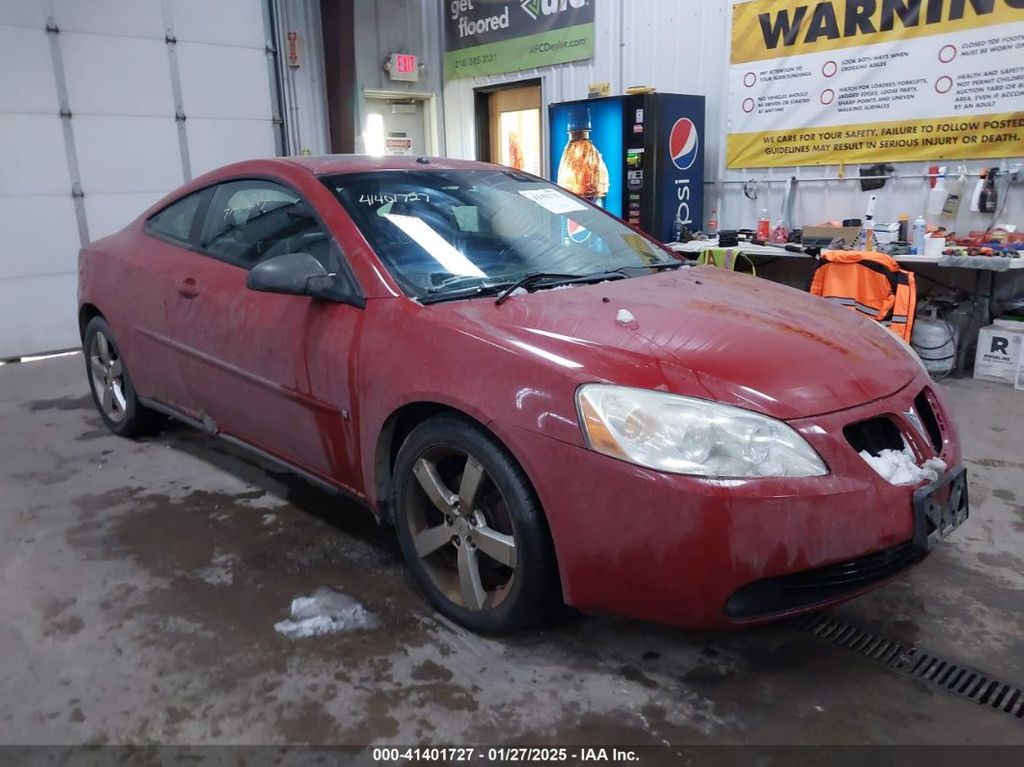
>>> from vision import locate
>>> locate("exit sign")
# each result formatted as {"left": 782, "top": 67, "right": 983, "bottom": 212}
{"left": 388, "top": 53, "right": 419, "bottom": 82}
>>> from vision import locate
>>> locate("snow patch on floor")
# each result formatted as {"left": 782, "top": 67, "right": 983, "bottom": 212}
{"left": 859, "top": 442, "right": 946, "bottom": 485}
{"left": 236, "top": 492, "right": 289, "bottom": 510}
{"left": 197, "top": 550, "right": 235, "bottom": 586}
{"left": 274, "top": 588, "right": 378, "bottom": 638}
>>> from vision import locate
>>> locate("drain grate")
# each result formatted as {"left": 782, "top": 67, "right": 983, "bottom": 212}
{"left": 802, "top": 613, "right": 1024, "bottom": 720}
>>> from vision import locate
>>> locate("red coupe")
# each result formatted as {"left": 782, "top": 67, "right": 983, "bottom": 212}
{"left": 78, "top": 156, "right": 967, "bottom": 634}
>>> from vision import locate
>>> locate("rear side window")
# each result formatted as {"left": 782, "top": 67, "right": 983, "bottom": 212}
{"left": 146, "top": 191, "right": 202, "bottom": 243}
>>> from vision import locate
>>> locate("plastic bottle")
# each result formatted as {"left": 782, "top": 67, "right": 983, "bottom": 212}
{"left": 756, "top": 209, "right": 770, "bottom": 240}
{"left": 897, "top": 213, "right": 909, "bottom": 242}
{"left": 863, "top": 194, "right": 877, "bottom": 251}
{"left": 556, "top": 107, "right": 610, "bottom": 207}
{"left": 708, "top": 209, "right": 718, "bottom": 236}
{"left": 978, "top": 168, "right": 998, "bottom": 214}
{"left": 926, "top": 167, "right": 947, "bottom": 217}
{"left": 912, "top": 215, "right": 927, "bottom": 255}
{"left": 969, "top": 170, "right": 985, "bottom": 212}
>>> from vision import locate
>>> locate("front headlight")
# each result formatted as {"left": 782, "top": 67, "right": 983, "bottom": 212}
{"left": 576, "top": 384, "right": 827, "bottom": 478}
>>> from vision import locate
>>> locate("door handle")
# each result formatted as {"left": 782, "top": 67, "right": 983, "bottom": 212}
{"left": 176, "top": 277, "right": 200, "bottom": 298}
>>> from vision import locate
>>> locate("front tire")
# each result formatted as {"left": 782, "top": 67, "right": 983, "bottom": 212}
{"left": 392, "top": 414, "right": 559, "bottom": 635}
{"left": 82, "top": 316, "right": 163, "bottom": 437}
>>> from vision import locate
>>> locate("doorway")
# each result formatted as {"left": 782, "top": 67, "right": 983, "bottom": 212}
{"left": 475, "top": 81, "right": 543, "bottom": 176}
{"left": 362, "top": 91, "right": 439, "bottom": 157}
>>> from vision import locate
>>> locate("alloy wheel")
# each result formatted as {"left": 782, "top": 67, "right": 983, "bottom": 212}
{"left": 405, "top": 446, "right": 517, "bottom": 611}
{"left": 89, "top": 331, "right": 127, "bottom": 423}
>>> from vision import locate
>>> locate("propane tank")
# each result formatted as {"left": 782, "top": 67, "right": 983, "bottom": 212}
{"left": 911, "top": 302, "right": 958, "bottom": 377}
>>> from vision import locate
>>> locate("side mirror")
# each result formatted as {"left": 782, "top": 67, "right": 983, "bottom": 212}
{"left": 247, "top": 253, "right": 331, "bottom": 297}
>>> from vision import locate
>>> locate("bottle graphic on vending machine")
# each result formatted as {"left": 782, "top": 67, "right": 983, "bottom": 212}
{"left": 556, "top": 107, "right": 610, "bottom": 207}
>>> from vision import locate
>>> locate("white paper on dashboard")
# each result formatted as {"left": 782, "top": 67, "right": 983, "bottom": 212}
{"left": 519, "top": 188, "right": 587, "bottom": 214}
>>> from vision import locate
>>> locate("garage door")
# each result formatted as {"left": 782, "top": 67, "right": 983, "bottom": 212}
{"left": 0, "top": 0, "right": 281, "bottom": 360}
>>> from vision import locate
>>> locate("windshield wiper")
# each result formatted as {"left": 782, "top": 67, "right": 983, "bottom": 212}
{"left": 613, "top": 260, "right": 689, "bottom": 273}
{"left": 494, "top": 272, "right": 591, "bottom": 306}
{"left": 420, "top": 283, "right": 511, "bottom": 305}
{"left": 420, "top": 270, "right": 631, "bottom": 307}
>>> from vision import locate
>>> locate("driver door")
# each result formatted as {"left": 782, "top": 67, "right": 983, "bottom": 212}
{"left": 164, "top": 178, "right": 364, "bottom": 490}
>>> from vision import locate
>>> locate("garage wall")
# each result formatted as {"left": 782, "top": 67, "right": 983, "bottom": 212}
{"left": 272, "top": 0, "right": 331, "bottom": 156}
{"left": 351, "top": 0, "right": 445, "bottom": 154}
{"left": 443, "top": 0, "right": 1024, "bottom": 237}
{"left": 443, "top": 1, "right": 724, "bottom": 171}
{"left": 0, "top": 0, "right": 283, "bottom": 360}
{"left": 1, "top": 0, "right": 84, "bottom": 361}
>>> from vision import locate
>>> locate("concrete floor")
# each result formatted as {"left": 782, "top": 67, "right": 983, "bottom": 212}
{"left": 1, "top": 354, "right": 1022, "bottom": 746}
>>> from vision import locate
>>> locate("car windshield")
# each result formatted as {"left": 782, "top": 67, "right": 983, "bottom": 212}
{"left": 321, "top": 169, "right": 678, "bottom": 300}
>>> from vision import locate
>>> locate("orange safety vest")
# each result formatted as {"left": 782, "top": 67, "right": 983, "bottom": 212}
{"left": 808, "top": 250, "right": 917, "bottom": 342}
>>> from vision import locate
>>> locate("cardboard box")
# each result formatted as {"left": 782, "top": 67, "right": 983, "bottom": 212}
{"left": 802, "top": 225, "right": 861, "bottom": 249}
{"left": 974, "top": 322, "right": 1024, "bottom": 384}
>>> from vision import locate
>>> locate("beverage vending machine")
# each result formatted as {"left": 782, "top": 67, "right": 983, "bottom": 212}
{"left": 549, "top": 93, "right": 705, "bottom": 243}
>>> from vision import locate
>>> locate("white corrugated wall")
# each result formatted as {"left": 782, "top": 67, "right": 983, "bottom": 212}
{"left": 0, "top": 0, "right": 293, "bottom": 359}
{"left": 443, "top": 0, "right": 1023, "bottom": 236}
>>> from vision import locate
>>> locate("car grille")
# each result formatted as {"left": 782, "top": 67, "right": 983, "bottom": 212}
{"left": 913, "top": 388, "right": 944, "bottom": 454}
{"left": 723, "top": 541, "right": 926, "bottom": 620}
{"left": 843, "top": 387, "right": 946, "bottom": 459}
{"left": 843, "top": 416, "right": 903, "bottom": 455}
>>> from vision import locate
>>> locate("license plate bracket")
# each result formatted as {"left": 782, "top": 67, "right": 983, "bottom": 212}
{"left": 913, "top": 466, "right": 969, "bottom": 551}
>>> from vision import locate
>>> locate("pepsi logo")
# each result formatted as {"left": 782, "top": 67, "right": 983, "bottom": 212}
{"left": 669, "top": 118, "right": 699, "bottom": 171}
{"left": 567, "top": 218, "right": 591, "bottom": 243}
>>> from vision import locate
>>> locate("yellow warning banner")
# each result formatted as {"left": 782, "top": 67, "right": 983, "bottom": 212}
{"left": 726, "top": 1, "right": 1024, "bottom": 167}
{"left": 728, "top": 112, "right": 1024, "bottom": 167}
{"left": 732, "top": 0, "right": 1024, "bottom": 65}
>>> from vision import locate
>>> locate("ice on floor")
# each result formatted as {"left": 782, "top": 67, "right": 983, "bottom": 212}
{"left": 859, "top": 442, "right": 946, "bottom": 486}
{"left": 274, "top": 588, "right": 378, "bottom": 639}
{"left": 197, "top": 550, "right": 235, "bottom": 586}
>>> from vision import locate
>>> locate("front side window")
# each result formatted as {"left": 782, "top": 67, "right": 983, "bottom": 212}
{"left": 199, "top": 180, "right": 337, "bottom": 270}
{"left": 322, "top": 170, "right": 674, "bottom": 300}
{"left": 146, "top": 191, "right": 203, "bottom": 244}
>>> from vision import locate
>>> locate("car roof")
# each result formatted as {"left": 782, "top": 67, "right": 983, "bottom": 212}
{"left": 135, "top": 154, "right": 525, "bottom": 228}
{"left": 278, "top": 154, "right": 498, "bottom": 176}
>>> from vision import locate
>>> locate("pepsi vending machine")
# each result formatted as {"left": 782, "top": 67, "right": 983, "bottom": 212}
{"left": 549, "top": 93, "right": 705, "bottom": 243}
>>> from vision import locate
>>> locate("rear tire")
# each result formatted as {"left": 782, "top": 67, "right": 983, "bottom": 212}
{"left": 392, "top": 414, "right": 559, "bottom": 635}
{"left": 82, "top": 316, "right": 164, "bottom": 438}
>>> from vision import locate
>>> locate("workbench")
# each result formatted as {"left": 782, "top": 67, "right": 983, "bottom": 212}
{"left": 666, "top": 239, "right": 1024, "bottom": 270}
{"left": 666, "top": 239, "right": 1024, "bottom": 377}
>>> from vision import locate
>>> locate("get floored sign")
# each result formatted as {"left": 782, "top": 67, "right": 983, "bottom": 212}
{"left": 726, "top": 0, "right": 1024, "bottom": 167}
{"left": 444, "top": 0, "right": 595, "bottom": 79}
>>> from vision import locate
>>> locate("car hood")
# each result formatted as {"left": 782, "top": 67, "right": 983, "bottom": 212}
{"left": 440, "top": 267, "right": 920, "bottom": 420}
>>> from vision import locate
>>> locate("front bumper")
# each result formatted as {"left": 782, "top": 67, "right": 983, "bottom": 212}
{"left": 723, "top": 540, "right": 926, "bottom": 620}
{"left": 496, "top": 372, "right": 961, "bottom": 629}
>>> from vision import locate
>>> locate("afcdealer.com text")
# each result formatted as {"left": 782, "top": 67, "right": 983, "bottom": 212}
{"left": 530, "top": 35, "right": 588, "bottom": 54}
